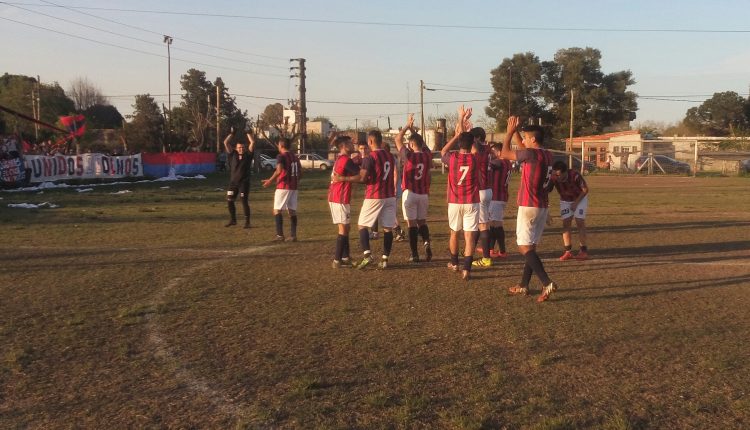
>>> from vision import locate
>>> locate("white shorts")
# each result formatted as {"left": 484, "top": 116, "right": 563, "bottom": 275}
{"left": 560, "top": 196, "right": 588, "bottom": 220}
{"left": 488, "top": 200, "right": 506, "bottom": 223}
{"left": 448, "top": 203, "right": 479, "bottom": 232}
{"left": 273, "top": 189, "right": 298, "bottom": 211}
{"left": 358, "top": 197, "right": 397, "bottom": 229}
{"left": 516, "top": 206, "right": 548, "bottom": 246}
{"left": 329, "top": 202, "right": 350, "bottom": 225}
{"left": 402, "top": 190, "right": 429, "bottom": 221}
{"left": 478, "top": 189, "right": 493, "bottom": 224}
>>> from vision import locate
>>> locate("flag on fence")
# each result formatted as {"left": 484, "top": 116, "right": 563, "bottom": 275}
{"left": 59, "top": 114, "right": 86, "bottom": 137}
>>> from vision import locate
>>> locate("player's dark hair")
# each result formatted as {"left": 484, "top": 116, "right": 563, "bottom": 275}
{"left": 470, "top": 127, "right": 486, "bottom": 142}
{"left": 521, "top": 125, "right": 545, "bottom": 144}
{"left": 334, "top": 135, "right": 351, "bottom": 148}
{"left": 278, "top": 137, "right": 292, "bottom": 149}
{"left": 458, "top": 132, "right": 474, "bottom": 151}
{"left": 553, "top": 160, "right": 568, "bottom": 172}
{"left": 408, "top": 132, "right": 425, "bottom": 149}
{"left": 491, "top": 142, "right": 502, "bottom": 152}
{"left": 368, "top": 129, "right": 383, "bottom": 144}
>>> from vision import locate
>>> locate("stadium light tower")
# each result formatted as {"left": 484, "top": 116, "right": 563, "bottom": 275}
{"left": 163, "top": 35, "right": 173, "bottom": 116}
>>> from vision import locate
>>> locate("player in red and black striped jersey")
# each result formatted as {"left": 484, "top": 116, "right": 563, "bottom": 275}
{"left": 262, "top": 138, "right": 302, "bottom": 241}
{"left": 499, "top": 116, "right": 559, "bottom": 302}
{"left": 547, "top": 160, "right": 590, "bottom": 261}
{"left": 328, "top": 134, "right": 360, "bottom": 268}
{"left": 394, "top": 114, "right": 433, "bottom": 263}
{"left": 441, "top": 106, "right": 480, "bottom": 280}
{"left": 333, "top": 129, "right": 397, "bottom": 269}
{"left": 488, "top": 144, "right": 513, "bottom": 258}
{"left": 469, "top": 127, "right": 495, "bottom": 267}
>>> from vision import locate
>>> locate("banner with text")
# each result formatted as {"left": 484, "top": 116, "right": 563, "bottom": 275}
{"left": 24, "top": 153, "right": 143, "bottom": 183}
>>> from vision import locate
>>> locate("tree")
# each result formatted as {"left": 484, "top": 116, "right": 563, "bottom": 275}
{"left": 258, "top": 103, "right": 286, "bottom": 137}
{"left": 124, "top": 94, "right": 163, "bottom": 153}
{"left": 69, "top": 77, "right": 108, "bottom": 111}
{"left": 0, "top": 73, "right": 75, "bottom": 140}
{"left": 683, "top": 91, "right": 748, "bottom": 136}
{"left": 83, "top": 104, "right": 123, "bottom": 129}
{"left": 486, "top": 48, "right": 638, "bottom": 138}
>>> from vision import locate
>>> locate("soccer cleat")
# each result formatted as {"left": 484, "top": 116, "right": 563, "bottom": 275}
{"left": 447, "top": 262, "right": 460, "bottom": 272}
{"left": 537, "top": 282, "right": 558, "bottom": 303}
{"left": 559, "top": 250, "right": 574, "bottom": 261}
{"left": 289, "top": 236, "right": 298, "bottom": 242}
{"left": 378, "top": 256, "right": 389, "bottom": 269}
{"left": 424, "top": 242, "right": 433, "bottom": 262}
{"left": 274, "top": 235, "right": 285, "bottom": 242}
{"left": 340, "top": 258, "right": 353, "bottom": 267}
{"left": 461, "top": 269, "right": 471, "bottom": 281}
{"left": 508, "top": 285, "right": 529, "bottom": 296}
{"left": 225, "top": 220, "right": 237, "bottom": 227}
{"left": 575, "top": 250, "right": 588, "bottom": 260}
{"left": 490, "top": 250, "right": 508, "bottom": 259}
{"left": 332, "top": 260, "right": 341, "bottom": 269}
{"left": 355, "top": 255, "right": 374, "bottom": 269}
{"left": 472, "top": 257, "right": 492, "bottom": 268}
{"left": 407, "top": 255, "right": 420, "bottom": 263}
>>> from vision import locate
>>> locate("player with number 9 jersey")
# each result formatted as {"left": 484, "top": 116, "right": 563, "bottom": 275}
{"left": 516, "top": 148, "right": 553, "bottom": 208}
{"left": 363, "top": 149, "right": 396, "bottom": 199}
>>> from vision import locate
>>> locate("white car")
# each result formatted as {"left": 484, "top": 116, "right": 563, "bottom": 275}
{"left": 298, "top": 153, "right": 334, "bottom": 170}
{"left": 258, "top": 154, "right": 277, "bottom": 171}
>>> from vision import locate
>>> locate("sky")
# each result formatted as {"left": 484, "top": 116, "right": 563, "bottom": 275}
{"left": 2, "top": 0, "right": 750, "bottom": 133}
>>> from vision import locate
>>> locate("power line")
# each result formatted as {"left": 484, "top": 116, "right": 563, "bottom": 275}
{"left": 0, "top": 16, "right": 289, "bottom": 77}
{"left": 15, "top": 0, "right": 289, "bottom": 61}
{"left": 5, "top": 3, "right": 750, "bottom": 33}
{"left": 4, "top": 2, "right": 287, "bottom": 70}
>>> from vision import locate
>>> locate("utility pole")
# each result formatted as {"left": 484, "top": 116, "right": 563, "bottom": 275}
{"left": 508, "top": 66, "right": 512, "bottom": 117}
{"left": 290, "top": 58, "right": 307, "bottom": 153}
{"left": 568, "top": 89, "right": 574, "bottom": 167}
{"left": 420, "top": 79, "right": 425, "bottom": 133}
{"left": 163, "top": 35, "right": 173, "bottom": 118}
{"left": 31, "top": 88, "right": 38, "bottom": 141}
{"left": 216, "top": 84, "right": 221, "bottom": 153}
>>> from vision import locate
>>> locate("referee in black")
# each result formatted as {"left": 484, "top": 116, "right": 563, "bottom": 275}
{"left": 223, "top": 127, "right": 256, "bottom": 228}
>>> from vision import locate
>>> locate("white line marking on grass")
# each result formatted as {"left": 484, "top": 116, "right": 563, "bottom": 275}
{"left": 145, "top": 245, "right": 274, "bottom": 421}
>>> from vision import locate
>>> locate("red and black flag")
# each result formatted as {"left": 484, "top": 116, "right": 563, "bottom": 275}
{"left": 59, "top": 114, "right": 86, "bottom": 137}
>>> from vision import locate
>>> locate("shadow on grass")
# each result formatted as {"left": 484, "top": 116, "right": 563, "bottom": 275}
{"left": 546, "top": 220, "right": 750, "bottom": 235}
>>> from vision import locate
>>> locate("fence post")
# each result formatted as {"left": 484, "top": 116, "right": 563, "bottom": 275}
{"left": 693, "top": 140, "right": 698, "bottom": 177}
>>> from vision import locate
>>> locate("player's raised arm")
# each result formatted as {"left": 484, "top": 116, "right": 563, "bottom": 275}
{"left": 246, "top": 131, "right": 256, "bottom": 153}
{"left": 395, "top": 114, "right": 414, "bottom": 153}
{"left": 223, "top": 127, "right": 235, "bottom": 153}
{"left": 500, "top": 116, "right": 520, "bottom": 161}
{"left": 441, "top": 106, "right": 469, "bottom": 157}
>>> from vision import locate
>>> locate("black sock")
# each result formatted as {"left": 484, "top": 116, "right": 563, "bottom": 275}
{"left": 241, "top": 197, "right": 250, "bottom": 219}
{"left": 524, "top": 251, "right": 551, "bottom": 286}
{"left": 451, "top": 253, "right": 459, "bottom": 266}
{"left": 480, "top": 230, "right": 490, "bottom": 258}
{"left": 335, "top": 235, "right": 344, "bottom": 261}
{"left": 580, "top": 245, "right": 588, "bottom": 252}
{"left": 359, "top": 228, "right": 371, "bottom": 253}
{"left": 275, "top": 213, "right": 283, "bottom": 236}
{"left": 290, "top": 215, "right": 298, "bottom": 237}
{"left": 498, "top": 227, "right": 506, "bottom": 253}
{"left": 227, "top": 201, "right": 236, "bottom": 221}
{"left": 463, "top": 255, "right": 473, "bottom": 271}
{"left": 521, "top": 262, "right": 533, "bottom": 286}
{"left": 488, "top": 227, "right": 497, "bottom": 251}
{"left": 372, "top": 220, "right": 379, "bottom": 232}
{"left": 383, "top": 231, "right": 394, "bottom": 256}
{"left": 418, "top": 224, "right": 431, "bottom": 242}
{"left": 564, "top": 245, "right": 572, "bottom": 251}
{"left": 408, "top": 227, "right": 419, "bottom": 257}
{"left": 343, "top": 236, "right": 350, "bottom": 259}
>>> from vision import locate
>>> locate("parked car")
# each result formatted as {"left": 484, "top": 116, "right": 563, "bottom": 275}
{"left": 634, "top": 155, "right": 691, "bottom": 174}
{"left": 298, "top": 153, "right": 334, "bottom": 170}
{"left": 739, "top": 159, "right": 750, "bottom": 174}
{"left": 258, "top": 153, "right": 277, "bottom": 171}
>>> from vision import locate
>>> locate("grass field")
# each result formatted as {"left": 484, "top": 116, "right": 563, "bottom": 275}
{"left": 1, "top": 170, "right": 750, "bottom": 429}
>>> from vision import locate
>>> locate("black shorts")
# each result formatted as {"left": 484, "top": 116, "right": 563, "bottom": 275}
{"left": 227, "top": 181, "right": 250, "bottom": 201}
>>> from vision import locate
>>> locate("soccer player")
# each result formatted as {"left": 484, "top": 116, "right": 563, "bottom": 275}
{"left": 334, "top": 130, "right": 397, "bottom": 269}
{"left": 488, "top": 143, "right": 513, "bottom": 258}
{"left": 262, "top": 138, "right": 302, "bottom": 241}
{"left": 328, "top": 135, "right": 360, "bottom": 268}
{"left": 441, "top": 106, "right": 479, "bottom": 280}
{"left": 548, "top": 160, "right": 589, "bottom": 260}
{"left": 222, "top": 128, "right": 256, "bottom": 228}
{"left": 470, "top": 126, "right": 494, "bottom": 268}
{"left": 394, "top": 114, "right": 433, "bottom": 263}
{"left": 500, "top": 116, "right": 559, "bottom": 302}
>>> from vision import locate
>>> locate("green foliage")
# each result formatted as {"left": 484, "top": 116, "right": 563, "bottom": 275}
{"left": 124, "top": 94, "right": 163, "bottom": 153}
{"left": 0, "top": 73, "right": 76, "bottom": 141}
{"left": 82, "top": 104, "right": 123, "bottom": 129}
{"left": 486, "top": 48, "right": 637, "bottom": 138}
{"left": 683, "top": 91, "right": 748, "bottom": 136}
